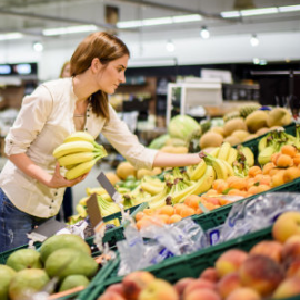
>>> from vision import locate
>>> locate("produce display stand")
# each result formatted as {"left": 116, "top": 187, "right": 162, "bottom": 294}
{"left": 77, "top": 226, "right": 275, "bottom": 300}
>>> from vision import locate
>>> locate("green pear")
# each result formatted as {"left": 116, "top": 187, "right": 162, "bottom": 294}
{"left": 6, "top": 249, "right": 42, "bottom": 272}
{"left": 0, "top": 265, "right": 16, "bottom": 300}
{"left": 9, "top": 269, "right": 49, "bottom": 300}
{"left": 59, "top": 274, "right": 90, "bottom": 292}
{"left": 45, "top": 248, "right": 98, "bottom": 280}
{"left": 40, "top": 234, "right": 91, "bottom": 263}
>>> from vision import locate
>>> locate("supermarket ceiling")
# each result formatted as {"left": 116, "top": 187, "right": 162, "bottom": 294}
{"left": 0, "top": 0, "right": 300, "bottom": 43}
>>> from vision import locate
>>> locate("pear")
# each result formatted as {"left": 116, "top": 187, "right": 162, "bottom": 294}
{"left": 0, "top": 265, "right": 16, "bottom": 300}
{"left": 9, "top": 269, "right": 49, "bottom": 300}
{"left": 6, "top": 249, "right": 42, "bottom": 272}
{"left": 59, "top": 274, "right": 90, "bottom": 292}
{"left": 40, "top": 234, "right": 91, "bottom": 263}
{"left": 45, "top": 248, "right": 98, "bottom": 280}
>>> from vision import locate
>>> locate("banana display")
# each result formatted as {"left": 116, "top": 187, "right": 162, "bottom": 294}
{"left": 52, "top": 132, "right": 107, "bottom": 179}
{"left": 258, "top": 126, "right": 300, "bottom": 165}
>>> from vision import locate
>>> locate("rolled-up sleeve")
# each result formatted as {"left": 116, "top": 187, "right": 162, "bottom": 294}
{"left": 5, "top": 85, "right": 53, "bottom": 155}
{"left": 101, "top": 106, "right": 158, "bottom": 170}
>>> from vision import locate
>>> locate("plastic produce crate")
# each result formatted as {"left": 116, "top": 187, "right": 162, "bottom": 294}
{"left": 78, "top": 226, "right": 274, "bottom": 300}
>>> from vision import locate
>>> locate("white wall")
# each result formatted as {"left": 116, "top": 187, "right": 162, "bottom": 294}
{"left": 0, "top": 31, "right": 299, "bottom": 81}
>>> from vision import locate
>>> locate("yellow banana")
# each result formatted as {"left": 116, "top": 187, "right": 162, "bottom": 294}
{"left": 140, "top": 182, "right": 164, "bottom": 195}
{"left": 58, "top": 151, "right": 95, "bottom": 166}
{"left": 218, "top": 142, "right": 231, "bottom": 161}
{"left": 210, "top": 147, "right": 220, "bottom": 158}
{"left": 227, "top": 148, "right": 238, "bottom": 165}
{"left": 63, "top": 132, "right": 94, "bottom": 143}
{"left": 191, "top": 165, "right": 214, "bottom": 195}
{"left": 79, "top": 196, "right": 89, "bottom": 205}
{"left": 222, "top": 160, "right": 234, "bottom": 177}
{"left": 86, "top": 187, "right": 108, "bottom": 196}
{"left": 53, "top": 141, "right": 94, "bottom": 159}
{"left": 212, "top": 159, "right": 228, "bottom": 180}
{"left": 76, "top": 203, "right": 88, "bottom": 217}
{"left": 187, "top": 160, "right": 207, "bottom": 180}
{"left": 240, "top": 147, "right": 254, "bottom": 167}
{"left": 66, "top": 159, "right": 95, "bottom": 179}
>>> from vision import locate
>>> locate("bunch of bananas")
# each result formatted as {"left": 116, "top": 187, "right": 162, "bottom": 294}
{"left": 258, "top": 128, "right": 298, "bottom": 165}
{"left": 53, "top": 132, "right": 107, "bottom": 179}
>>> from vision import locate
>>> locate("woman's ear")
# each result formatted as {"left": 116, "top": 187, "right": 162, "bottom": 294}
{"left": 90, "top": 58, "right": 101, "bottom": 73}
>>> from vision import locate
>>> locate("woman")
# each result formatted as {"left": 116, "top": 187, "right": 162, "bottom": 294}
{"left": 0, "top": 32, "right": 202, "bottom": 252}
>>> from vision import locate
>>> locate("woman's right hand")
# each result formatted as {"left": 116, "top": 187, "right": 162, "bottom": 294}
{"left": 46, "top": 163, "right": 89, "bottom": 188}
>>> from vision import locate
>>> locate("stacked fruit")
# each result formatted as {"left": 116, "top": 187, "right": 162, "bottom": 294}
{"left": 258, "top": 127, "right": 298, "bottom": 165}
{"left": 0, "top": 235, "right": 98, "bottom": 300}
{"left": 135, "top": 195, "right": 222, "bottom": 230}
{"left": 53, "top": 132, "right": 107, "bottom": 179}
{"left": 97, "top": 211, "right": 300, "bottom": 300}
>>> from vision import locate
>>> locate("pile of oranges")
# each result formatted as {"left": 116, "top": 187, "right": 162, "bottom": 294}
{"left": 135, "top": 195, "right": 222, "bottom": 230}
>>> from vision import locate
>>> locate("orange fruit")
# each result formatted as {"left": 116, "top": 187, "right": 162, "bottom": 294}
{"left": 248, "top": 166, "right": 262, "bottom": 178}
{"left": 159, "top": 205, "right": 174, "bottom": 216}
{"left": 281, "top": 145, "right": 297, "bottom": 158}
{"left": 135, "top": 211, "right": 144, "bottom": 222}
{"left": 137, "top": 219, "right": 152, "bottom": 230}
{"left": 180, "top": 207, "right": 195, "bottom": 218}
{"left": 276, "top": 154, "right": 293, "bottom": 167}
{"left": 169, "top": 214, "right": 182, "bottom": 224}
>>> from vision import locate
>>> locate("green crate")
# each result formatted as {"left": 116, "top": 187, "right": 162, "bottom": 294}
{"left": 192, "top": 176, "right": 300, "bottom": 231}
{"left": 78, "top": 226, "right": 274, "bottom": 300}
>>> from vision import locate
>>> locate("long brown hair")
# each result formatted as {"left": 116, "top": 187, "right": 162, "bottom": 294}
{"left": 70, "top": 32, "right": 130, "bottom": 120}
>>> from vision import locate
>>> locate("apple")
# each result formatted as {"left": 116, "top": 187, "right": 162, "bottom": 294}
{"left": 272, "top": 211, "right": 300, "bottom": 243}
{"left": 122, "top": 271, "right": 154, "bottom": 300}
{"left": 217, "top": 272, "right": 241, "bottom": 299}
{"left": 249, "top": 240, "right": 283, "bottom": 263}
{"left": 239, "top": 254, "right": 284, "bottom": 297}
{"left": 173, "top": 277, "right": 196, "bottom": 298}
{"left": 272, "top": 276, "right": 300, "bottom": 299}
{"left": 185, "top": 288, "right": 221, "bottom": 300}
{"left": 139, "top": 278, "right": 179, "bottom": 300}
{"left": 106, "top": 284, "right": 124, "bottom": 297}
{"left": 215, "top": 249, "right": 248, "bottom": 277}
{"left": 97, "top": 291, "right": 125, "bottom": 300}
{"left": 227, "top": 287, "right": 261, "bottom": 300}
{"left": 199, "top": 267, "right": 219, "bottom": 284}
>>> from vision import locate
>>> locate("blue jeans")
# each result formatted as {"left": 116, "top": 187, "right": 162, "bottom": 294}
{"left": 0, "top": 188, "right": 50, "bottom": 253}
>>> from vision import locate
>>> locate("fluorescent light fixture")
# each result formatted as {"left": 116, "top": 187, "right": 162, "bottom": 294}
{"left": 43, "top": 25, "right": 98, "bottom": 36}
{"left": 166, "top": 40, "right": 175, "bottom": 52}
{"left": 250, "top": 35, "right": 259, "bottom": 47}
{"left": 142, "top": 17, "right": 172, "bottom": 26}
{"left": 279, "top": 4, "right": 300, "bottom": 12}
{"left": 200, "top": 26, "right": 210, "bottom": 39}
{"left": 253, "top": 58, "right": 260, "bottom": 64}
{"left": 117, "top": 14, "right": 201, "bottom": 29}
{"left": 220, "top": 11, "right": 241, "bottom": 18}
{"left": 0, "top": 33, "right": 23, "bottom": 41}
{"left": 241, "top": 7, "right": 278, "bottom": 16}
{"left": 172, "top": 14, "right": 202, "bottom": 23}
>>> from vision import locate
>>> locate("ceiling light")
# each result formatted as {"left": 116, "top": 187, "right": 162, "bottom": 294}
{"left": 0, "top": 33, "right": 23, "bottom": 41}
{"left": 200, "top": 26, "right": 210, "bottom": 39}
{"left": 172, "top": 14, "right": 202, "bottom": 23}
{"left": 117, "top": 14, "right": 202, "bottom": 29}
{"left": 166, "top": 40, "right": 175, "bottom": 52}
{"left": 253, "top": 58, "right": 260, "bottom": 64}
{"left": 142, "top": 17, "right": 172, "bottom": 27}
{"left": 220, "top": 11, "right": 241, "bottom": 18}
{"left": 33, "top": 41, "right": 43, "bottom": 52}
{"left": 250, "top": 35, "right": 259, "bottom": 47}
{"left": 279, "top": 4, "right": 300, "bottom": 12}
{"left": 43, "top": 25, "right": 98, "bottom": 36}
{"left": 241, "top": 7, "right": 278, "bottom": 16}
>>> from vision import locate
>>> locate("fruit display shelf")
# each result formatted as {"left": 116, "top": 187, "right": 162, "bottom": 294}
{"left": 236, "top": 122, "right": 297, "bottom": 159}
{"left": 77, "top": 226, "right": 276, "bottom": 300}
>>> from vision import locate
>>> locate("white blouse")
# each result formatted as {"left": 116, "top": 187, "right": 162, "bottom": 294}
{"left": 0, "top": 77, "right": 158, "bottom": 217}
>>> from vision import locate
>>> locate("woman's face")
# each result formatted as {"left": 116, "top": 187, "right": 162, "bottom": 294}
{"left": 97, "top": 55, "right": 129, "bottom": 94}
